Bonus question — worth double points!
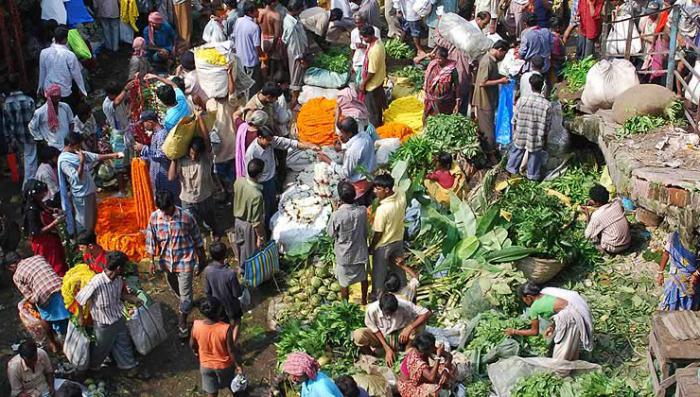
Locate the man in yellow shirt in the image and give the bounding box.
[358,25,387,127]
[370,174,406,299]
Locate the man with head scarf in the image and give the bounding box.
[142,12,177,71]
[128,37,153,81]
[282,352,344,397]
[29,84,74,150]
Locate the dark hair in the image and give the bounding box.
[155,190,175,210]
[56,382,83,397]
[476,11,491,20]
[261,82,283,97]
[105,251,128,271]
[263,0,276,5]
[550,16,564,29]
[384,272,401,293]
[180,50,196,71]
[437,152,452,168]
[156,85,177,107]
[287,0,304,12]
[337,117,358,136]
[379,293,399,314]
[338,181,356,204]
[529,73,545,93]
[75,102,91,117]
[530,55,545,70]
[373,174,394,190]
[65,131,84,147]
[199,296,222,322]
[54,26,69,43]
[435,46,449,59]
[38,146,60,164]
[334,375,360,397]
[524,12,537,27]
[359,24,376,37]
[273,70,290,85]
[23,179,48,202]
[330,8,344,21]
[76,231,97,245]
[209,241,227,261]
[106,82,123,96]
[224,0,237,8]
[519,281,542,297]
[257,125,275,138]
[492,40,509,51]
[189,135,205,154]
[247,158,265,179]
[589,184,610,204]
[243,1,257,16]
[171,76,186,92]
[414,332,436,355]
[18,339,37,360]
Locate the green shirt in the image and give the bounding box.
[529,294,557,320]
[233,178,264,227]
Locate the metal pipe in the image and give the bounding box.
[667,5,681,89]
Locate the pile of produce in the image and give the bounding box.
[561,56,596,92]
[312,46,351,74]
[540,156,600,205]
[95,197,147,261]
[511,372,565,397]
[616,100,686,139]
[385,38,416,59]
[276,301,364,377]
[388,136,434,177]
[131,158,155,229]
[392,65,424,92]
[194,46,228,66]
[376,121,414,142]
[383,95,424,132]
[296,98,337,146]
[511,370,639,397]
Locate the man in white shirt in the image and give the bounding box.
[37,26,87,109]
[350,14,381,85]
[28,84,74,151]
[519,55,547,98]
[393,0,427,57]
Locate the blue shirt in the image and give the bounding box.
[301,372,344,397]
[142,22,176,53]
[163,88,193,131]
[233,15,261,68]
[519,26,553,72]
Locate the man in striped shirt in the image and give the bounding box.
[146,190,205,338]
[75,251,140,371]
[584,184,631,254]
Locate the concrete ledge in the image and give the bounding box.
[566,111,700,230]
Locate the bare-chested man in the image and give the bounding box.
[258,0,283,78]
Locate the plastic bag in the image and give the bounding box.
[303,67,350,89]
[495,80,515,146]
[203,18,227,43]
[483,337,520,363]
[606,11,641,56]
[581,59,639,111]
[18,299,50,346]
[375,138,401,165]
[64,321,90,371]
[487,356,601,397]
[126,303,168,355]
[436,13,493,61]
[685,60,700,104]
[405,198,422,240]
[230,374,249,392]
[67,29,92,60]
[388,76,417,99]
[546,101,569,156]
[298,85,340,104]
[163,115,197,160]
[194,42,233,99]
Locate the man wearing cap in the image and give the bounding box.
[142,12,177,71]
[5,252,71,352]
[134,110,182,203]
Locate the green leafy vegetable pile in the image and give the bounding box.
[385,38,416,59]
[393,65,424,92]
[511,372,565,397]
[388,136,435,178]
[562,56,596,91]
[465,380,492,397]
[424,114,482,160]
[276,301,365,377]
[312,47,350,74]
[559,371,638,397]
[540,157,600,205]
[616,101,687,139]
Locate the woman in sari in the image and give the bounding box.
[505,282,594,361]
[397,332,454,397]
[24,180,68,276]
[658,230,700,311]
[423,47,458,122]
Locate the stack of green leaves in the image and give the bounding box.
[393,65,424,92]
[465,311,549,358]
[559,372,638,397]
[424,114,482,160]
[540,157,600,205]
[312,47,351,74]
[385,38,416,59]
[388,136,434,178]
[511,372,565,397]
[616,100,687,139]
[562,56,596,92]
[466,380,492,397]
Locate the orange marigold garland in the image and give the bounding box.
[131,158,155,229]
[297,98,337,146]
[95,197,147,261]
[377,122,414,142]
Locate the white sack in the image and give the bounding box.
[581,59,639,111]
[436,13,493,61]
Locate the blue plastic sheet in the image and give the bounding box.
[495,80,515,146]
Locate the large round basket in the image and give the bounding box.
[516,257,566,284]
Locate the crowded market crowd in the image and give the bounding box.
[2,0,700,395]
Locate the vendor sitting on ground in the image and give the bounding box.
[505,282,594,361]
[353,293,431,366]
[7,339,55,397]
[423,152,464,205]
[318,117,376,206]
[397,332,455,397]
[282,351,344,396]
[583,184,631,254]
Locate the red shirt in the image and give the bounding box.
[578,0,604,40]
[426,169,455,189]
[84,251,106,273]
